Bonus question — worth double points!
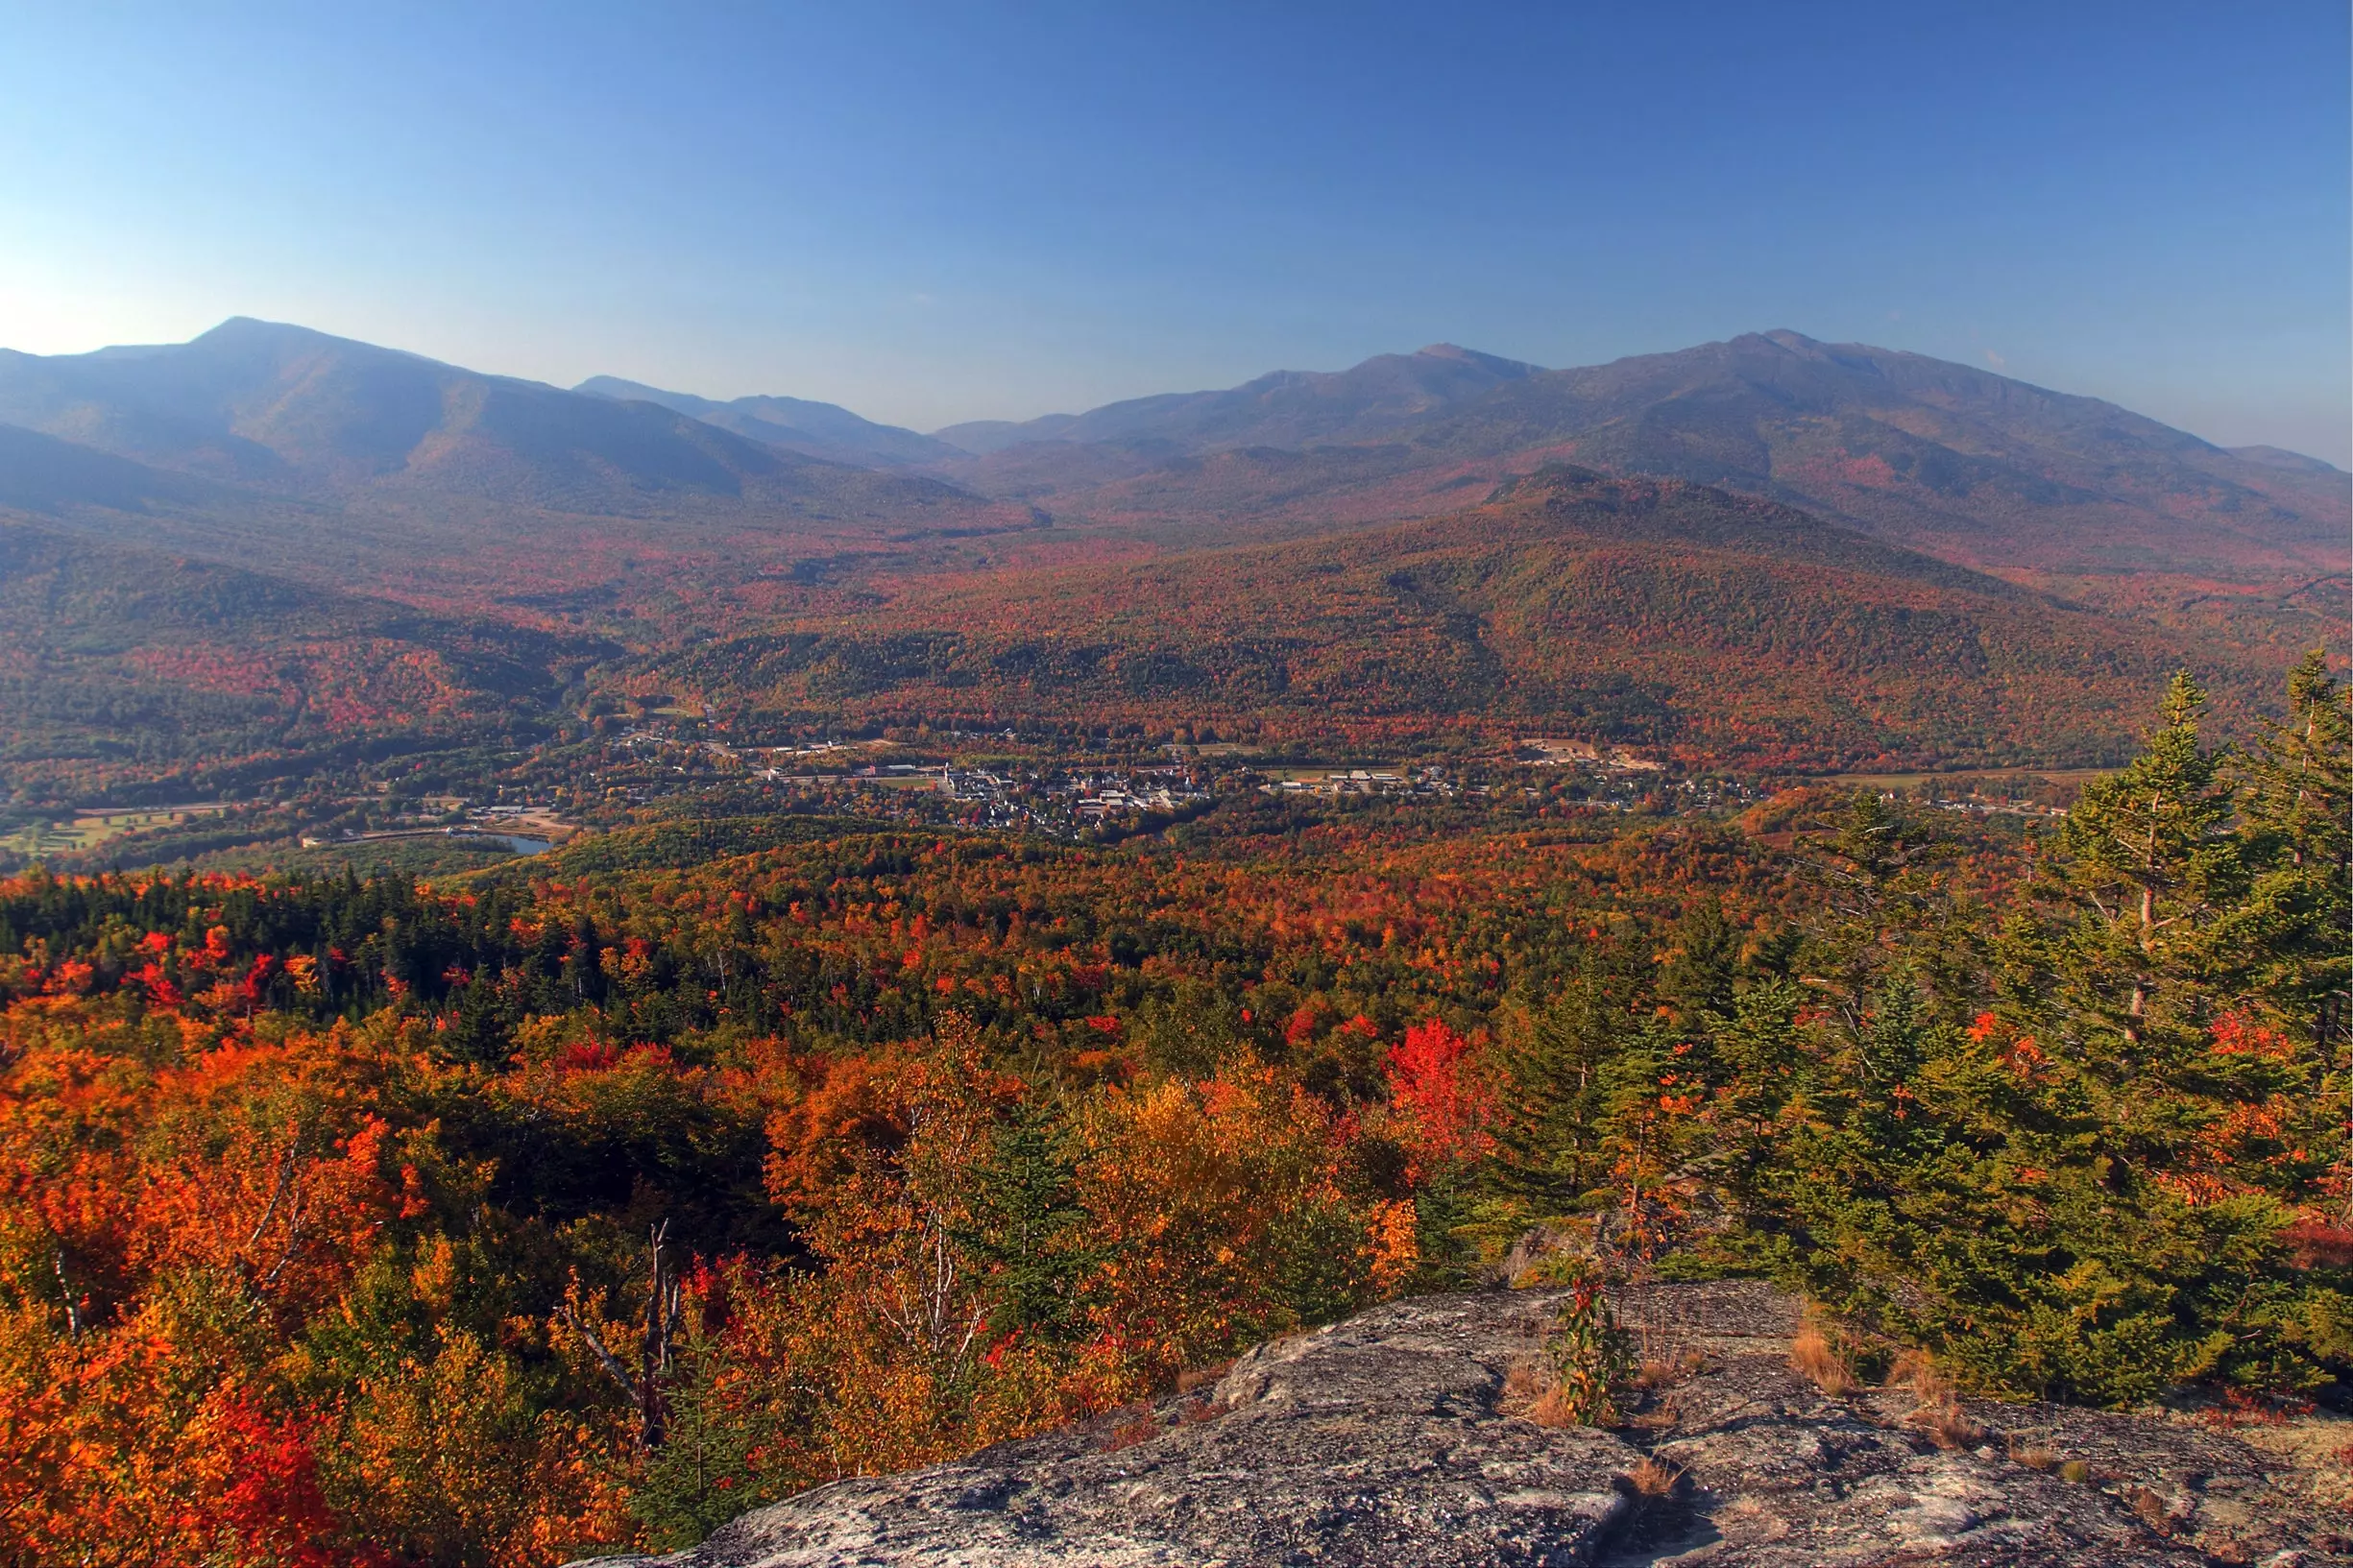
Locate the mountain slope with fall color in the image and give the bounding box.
[654,470,2278,769]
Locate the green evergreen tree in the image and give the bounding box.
[1737,669,2353,1404]
[957,1096,1098,1342]
[1805,788,1961,1029]
[1663,895,1741,1022]
[1484,944,1642,1214]
[2041,671,2242,1050]
[2224,650,2352,1049]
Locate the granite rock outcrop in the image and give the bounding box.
[584,1280,2350,1567]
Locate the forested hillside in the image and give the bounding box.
[660,472,2294,768]
[0,659,2342,1564]
[573,378,963,468]
[0,519,603,802]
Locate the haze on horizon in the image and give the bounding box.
[1,1,2345,464]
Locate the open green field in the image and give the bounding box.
[189,834,527,879]
[0,805,233,858]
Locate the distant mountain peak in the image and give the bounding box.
[183,315,458,375]
[194,316,357,349]
[574,374,720,415]
[921,329,2345,579]
[1485,461,1616,501]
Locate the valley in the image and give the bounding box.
[0,320,2340,836]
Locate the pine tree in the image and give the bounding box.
[1663,896,1741,1022]
[2224,650,2352,1049]
[2042,671,2242,1050]
[958,1095,1097,1342]
[1484,944,1642,1213]
[1806,788,1959,1030]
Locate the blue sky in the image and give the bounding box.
[1,2,2345,460]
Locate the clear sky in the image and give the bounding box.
[1,1,2345,461]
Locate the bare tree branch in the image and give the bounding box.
[561,1300,638,1399]
[244,1127,303,1255]
[53,1250,81,1339]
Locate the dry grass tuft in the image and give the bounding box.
[1101,1417,1160,1453]
[1892,1352,1986,1449]
[1790,1325,1857,1397]
[1917,1399,1987,1450]
[2123,1484,2180,1536]
[1097,1402,1161,1453]
[1528,1384,1586,1428]
[2058,1459,2092,1484]
[1175,1361,1232,1394]
[1503,1359,1550,1403]
[1634,1348,1705,1391]
[1622,1456,1685,1499]
[2008,1439,2060,1471]
[1891,1350,1949,1403]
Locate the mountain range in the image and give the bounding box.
[0,319,1024,604]
[571,330,2348,586]
[0,316,2341,792]
[932,343,1543,455]
[1,319,2340,588]
[911,333,2346,581]
[0,318,818,496]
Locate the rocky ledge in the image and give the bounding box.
[587,1280,2351,1566]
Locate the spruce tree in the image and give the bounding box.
[2042,670,2242,1052]
[2224,650,2352,1049]
[1663,895,1741,1022]
[958,1096,1097,1341]
[1484,943,1641,1214]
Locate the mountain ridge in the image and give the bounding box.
[0,319,2337,769]
[916,329,2346,579]
[932,342,1544,455]
[572,375,961,467]
[5,319,2339,586]
[0,317,835,497]
[0,319,1025,600]
[0,513,600,797]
